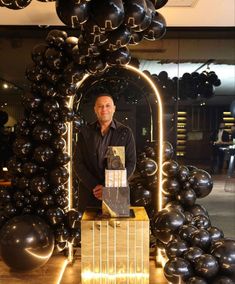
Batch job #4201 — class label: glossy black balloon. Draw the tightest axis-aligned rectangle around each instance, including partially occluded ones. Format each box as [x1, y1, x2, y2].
[50, 166, 69, 186]
[6, 157, 22, 175]
[55, 224, 70, 242]
[65, 209, 82, 229]
[124, 0, 147, 28]
[153, 208, 185, 243]
[0, 215, 54, 271]
[211, 239, 235, 278]
[46, 207, 64, 225]
[90, 0, 124, 31]
[164, 257, 193, 283]
[107, 25, 131, 51]
[138, 157, 158, 176]
[194, 254, 219, 279]
[30, 176, 49, 194]
[165, 239, 188, 259]
[178, 224, 198, 243]
[106, 47, 131, 66]
[154, 0, 168, 9]
[186, 276, 207, 284]
[193, 214, 211, 229]
[212, 276, 234, 284]
[176, 188, 196, 207]
[32, 124, 53, 143]
[208, 226, 224, 242]
[178, 165, 190, 183]
[191, 229, 211, 250]
[144, 12, 166, 40]
[41, 194, 55, 207]
[22, 162, 38, 177]
[162, 160, 179, 177]
[31, 43, 48, 65]
[189, 204, 209, 218]
[13, 138, 33, 158]
[56, 152, 70, 166]
[162, 178, 179, 196]
[33, 145, 54, 165]
[131, 184, 152, 206]
[51, 137, 66, 151]
[183, 246, 204, 264]
[163, 141, 174, 160]
[189, 169, 213, 198]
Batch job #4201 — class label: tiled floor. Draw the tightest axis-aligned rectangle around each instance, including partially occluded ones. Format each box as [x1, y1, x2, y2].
[0, 174, 234, 284]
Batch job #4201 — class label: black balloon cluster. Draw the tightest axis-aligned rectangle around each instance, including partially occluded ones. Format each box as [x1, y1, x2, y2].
[130, 145, 158, 208]
[151, 142, 235, 283]
[150, 70, 221, 101]
[1, 0, 167, 72]
[0, 29, 89, 271]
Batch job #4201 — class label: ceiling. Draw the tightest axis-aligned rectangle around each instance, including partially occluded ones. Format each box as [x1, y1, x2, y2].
[0, 0, 234, 106]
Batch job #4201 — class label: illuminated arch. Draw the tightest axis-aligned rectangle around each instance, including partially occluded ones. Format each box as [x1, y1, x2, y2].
[64, 64, 164, 262]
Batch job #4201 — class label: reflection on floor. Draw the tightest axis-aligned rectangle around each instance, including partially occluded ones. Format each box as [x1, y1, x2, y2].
[0, 174, 234, 284]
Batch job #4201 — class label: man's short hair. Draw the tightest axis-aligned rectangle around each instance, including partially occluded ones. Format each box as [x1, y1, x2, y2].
[94, 93, 115, 104]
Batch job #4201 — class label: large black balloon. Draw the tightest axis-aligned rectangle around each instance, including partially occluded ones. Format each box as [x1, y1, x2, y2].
[162, 160, 179, 177]
[106, 47, 131, 66]
[50, 166, 69, 186]
[164, 257, 193, 283]
[194, 254, 219, 279]
[65, 209, 82, 229]
[211, 239, 235, 279]
[124, 0, 147, 28]
[0, 215, 54, 271]
[162, 178, 179, 196]
[176, 188, 196, 207]
[153, 208, 185, 243]
[189, 169, 213, 198]
[186, 276, 207, 284]
[178, 224, 198, 243]
[183, 246, 204, 264]
[165, 239, 188, 259]
[90, 0, 124, 31]
[56, 0, 89, 28]
[191, 229, 211, 250]
[144, 12, 166, 40]
[208, 226, 224, 242]
[153, 0, 168, 10]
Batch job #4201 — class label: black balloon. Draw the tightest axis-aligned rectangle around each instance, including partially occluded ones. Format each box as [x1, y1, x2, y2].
[46, 207, 64, 225]
[162, 160, 179, 177]
[144, 12, 166, 40]
[0, 215, 54, 271]
[164, 257, 193, 283]
[165, 239, 188, 259]
[33, 145, 54, 165]
[176, 188, 196, 207]
[194, 254, 219, 279]
[30, 176, 49, 194]
[186, 276, 207, 284]
[90, 0, 124, 31]
[211, 238, 235, 279]
[50, 166, 69, 186]
[163, 141, 174, 160]
[178, 224, 198, 243]
[208, 226, 224, 242]
[65, 209, 82, 229]
[183, 246, 204, 264]
[162, 178, 179, 196]
[189, 169, 213, 198]
[191, 229, 211, 250]
[212, 276, 234, 284]
[154, 0, 168, 10]
[106, 47, 131, 66]
[124, 0, 147, 28]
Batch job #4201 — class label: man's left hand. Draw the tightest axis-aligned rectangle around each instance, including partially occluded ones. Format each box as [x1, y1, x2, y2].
[93, 184, 103, 200]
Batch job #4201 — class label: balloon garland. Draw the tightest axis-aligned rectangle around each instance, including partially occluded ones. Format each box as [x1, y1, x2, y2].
[130, 142, 235, 283]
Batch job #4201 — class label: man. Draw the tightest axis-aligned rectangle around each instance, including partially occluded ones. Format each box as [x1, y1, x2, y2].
[75, 94, 136, 212]
[210, 122, 230, 174]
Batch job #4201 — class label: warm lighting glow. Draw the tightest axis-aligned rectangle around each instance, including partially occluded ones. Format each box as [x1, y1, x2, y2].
[82, 271, 149, 280]
[177, 111, 187, 115]
[223, 112, 232, 115]
[2, 167, 8, 171]
[224, 117, 235, 121]
[24, 248, 53, 260]
[3, 83, 8, 89]
[56, 259, 69, 284]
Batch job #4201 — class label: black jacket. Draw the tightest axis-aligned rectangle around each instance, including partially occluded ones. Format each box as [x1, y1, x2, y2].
[74, 119, 136, 211]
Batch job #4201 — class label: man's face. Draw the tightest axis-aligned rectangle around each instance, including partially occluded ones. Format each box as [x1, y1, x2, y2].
[94, 96, 116, 123]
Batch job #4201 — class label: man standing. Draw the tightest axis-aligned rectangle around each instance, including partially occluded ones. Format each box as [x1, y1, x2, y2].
[210, 122, 230, 174]
[75, 94, 136, 212]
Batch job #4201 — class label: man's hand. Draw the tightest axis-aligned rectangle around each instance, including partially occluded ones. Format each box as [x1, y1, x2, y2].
[93, 184, 103, 200]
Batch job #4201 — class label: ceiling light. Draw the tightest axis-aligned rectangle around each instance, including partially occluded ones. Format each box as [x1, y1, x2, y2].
[3, 83, 9, 89]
